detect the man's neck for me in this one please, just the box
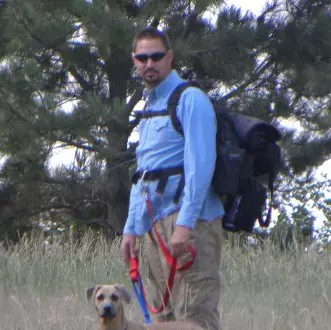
[144,82,158,92]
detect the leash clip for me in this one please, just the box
[140,170,147,182]
[139,170,149,198]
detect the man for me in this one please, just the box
[120,27,225,330]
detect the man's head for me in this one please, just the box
[132,27,174,90]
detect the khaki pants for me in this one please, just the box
[144,212,223,330]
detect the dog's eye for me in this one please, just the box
[111,294,118,301]
[96,294,104,301]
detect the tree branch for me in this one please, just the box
[0,89,36,128]
[18,203,73,220]
[180,11,199,41]
[55,137,99,153]
[17,12,96,93]
[220,59,274,102]
[66,63,94,91]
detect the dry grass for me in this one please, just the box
[0,233,330,330]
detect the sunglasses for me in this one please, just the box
[133,51,167,63]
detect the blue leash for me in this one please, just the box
[131,276,152,325]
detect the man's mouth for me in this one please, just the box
[144,69,158,75]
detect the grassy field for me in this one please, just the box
[0,233,330,330]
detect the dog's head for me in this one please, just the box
[86,284,131,319]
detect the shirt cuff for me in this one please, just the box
[175,201,204,229]
[123,223,137,235]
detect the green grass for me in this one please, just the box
[0,233,330,330]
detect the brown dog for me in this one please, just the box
[86,284,204,330]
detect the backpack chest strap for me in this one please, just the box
[130,110,169,129]
[134,109,169,119]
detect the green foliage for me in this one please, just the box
[269,170,330,248]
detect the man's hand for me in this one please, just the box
[170,226,192,257]
[120,234,137,263]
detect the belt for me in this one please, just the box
[131,166,184,204]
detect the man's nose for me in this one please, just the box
[145,58,155,67]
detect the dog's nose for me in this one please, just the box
[101,303,114,317]
[104,305,112,315]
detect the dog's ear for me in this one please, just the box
[86,285,101,301]
[114,284,131,304]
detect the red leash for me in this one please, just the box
[129,195,196,314]
[145,198,196,272]
[129,255,177,313]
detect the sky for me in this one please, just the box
[225,0,266,15]
[225,0,266,14]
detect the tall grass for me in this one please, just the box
[0,233,330,330]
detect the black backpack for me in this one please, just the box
[132,82,282,233]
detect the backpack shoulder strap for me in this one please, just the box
[167,81,200,135]
[126,87,144,115]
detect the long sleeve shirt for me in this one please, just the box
[124,70,224,236]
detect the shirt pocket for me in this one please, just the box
[149,117,171,143]
[153,116,169,131]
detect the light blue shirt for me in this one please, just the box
[124,70,224,236]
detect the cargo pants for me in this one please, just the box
[144,212,223,330]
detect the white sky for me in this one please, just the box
[226,0,266,15]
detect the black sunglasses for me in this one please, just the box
[133,51,167,63]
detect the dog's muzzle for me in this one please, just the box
[100,303,117,318]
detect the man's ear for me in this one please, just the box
[131,53,136,65]
[167,50,174,65]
